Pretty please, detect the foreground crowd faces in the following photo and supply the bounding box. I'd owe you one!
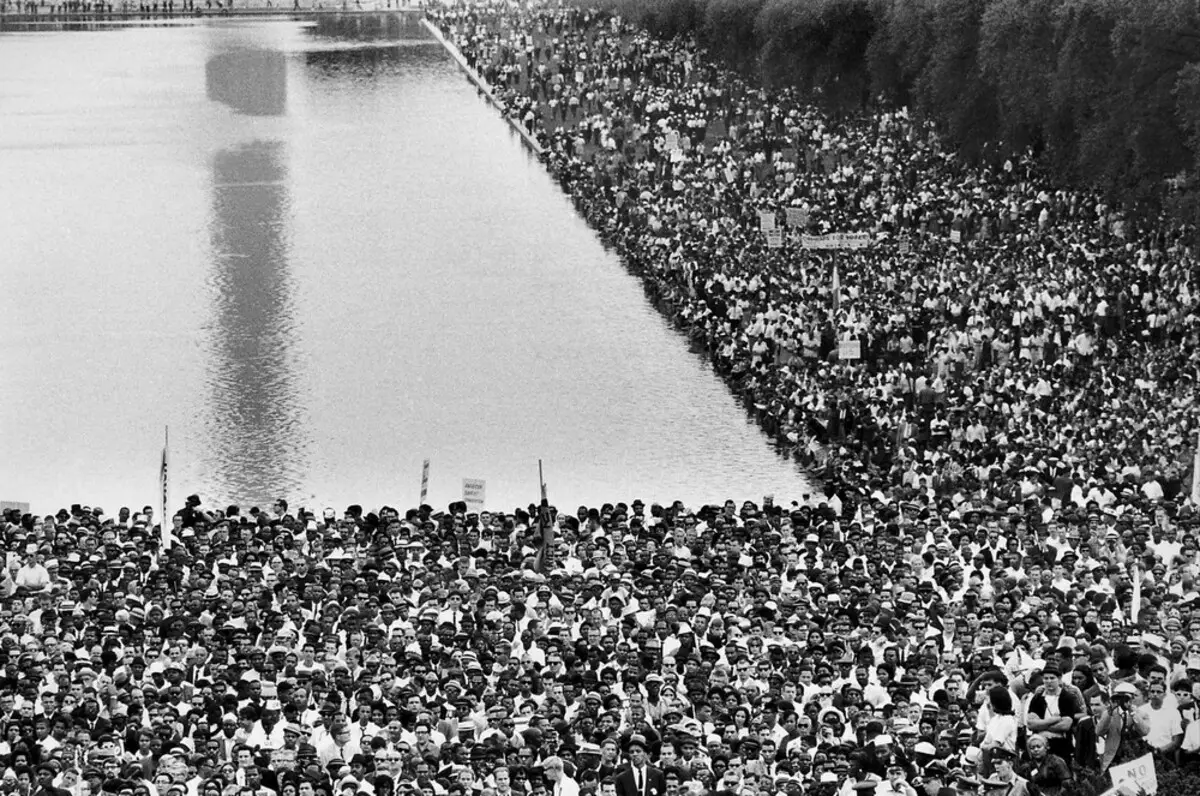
[7,478,1200,796]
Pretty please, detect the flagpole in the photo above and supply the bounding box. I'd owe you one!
[160,425,169,551]
[534,460,553,573]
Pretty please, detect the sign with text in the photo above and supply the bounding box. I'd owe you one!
[765,228,784,249]
[462,479,486,512]
[419,459,430,505]
[838,339,862,360]
[785,207,808,227]
[759,211,776,231]
[801,233,872,250]
[950,229,962,243]
[899,240,911,254]
[1109,753,1157,795]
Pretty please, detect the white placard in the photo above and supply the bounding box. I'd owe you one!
[462,479,486,512]
[801,233,871,250]
[1109,753,1158,795]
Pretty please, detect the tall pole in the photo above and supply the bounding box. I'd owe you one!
[160,426,169,551]
[535,460,553,573]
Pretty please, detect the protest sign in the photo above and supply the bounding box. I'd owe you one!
[950,229,962,243]
[462,479,486,512]
[785,207,808,227]
[766,229,783,249]
[1109,753,1157,795]
[838,339,862,360]
[801,233,872,250]
[759,211,776,231]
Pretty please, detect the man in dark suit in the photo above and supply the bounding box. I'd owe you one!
[615,734,666,796]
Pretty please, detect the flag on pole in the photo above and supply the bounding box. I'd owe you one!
[160,426,169,551]
[420,459,430,505]
[1191,431,1200,505]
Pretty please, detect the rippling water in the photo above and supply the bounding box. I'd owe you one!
[0,20,813,514]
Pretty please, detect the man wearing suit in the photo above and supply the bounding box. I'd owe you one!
[616,735,665,796]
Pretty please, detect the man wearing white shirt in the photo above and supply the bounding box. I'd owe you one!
[13,555,50,593]
[1136,680,1183,755]
[244,701,287,751]
[1142,474,1165,502]
[541,756,579,796]
[1150,526,1182,568]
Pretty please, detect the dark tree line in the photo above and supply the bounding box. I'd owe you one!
[581,0,1200,227]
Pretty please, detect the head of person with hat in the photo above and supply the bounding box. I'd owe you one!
[617,734,664,796]
[982,747,1024,793]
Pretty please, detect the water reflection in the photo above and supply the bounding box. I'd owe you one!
[306,11,427,43]
[204,49,305,505]
[0,24,812,513]
[205,48,287,116]
[301,40,440,80]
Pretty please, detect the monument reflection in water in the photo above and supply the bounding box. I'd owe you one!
[0,23,812,512]
[203,49,307,505]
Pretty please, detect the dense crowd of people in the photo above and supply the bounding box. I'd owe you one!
[8,4,1200,796]
[447,0,1200,792]
[434,0,1200,493]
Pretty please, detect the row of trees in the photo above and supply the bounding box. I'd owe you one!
[580,0,1200,227]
